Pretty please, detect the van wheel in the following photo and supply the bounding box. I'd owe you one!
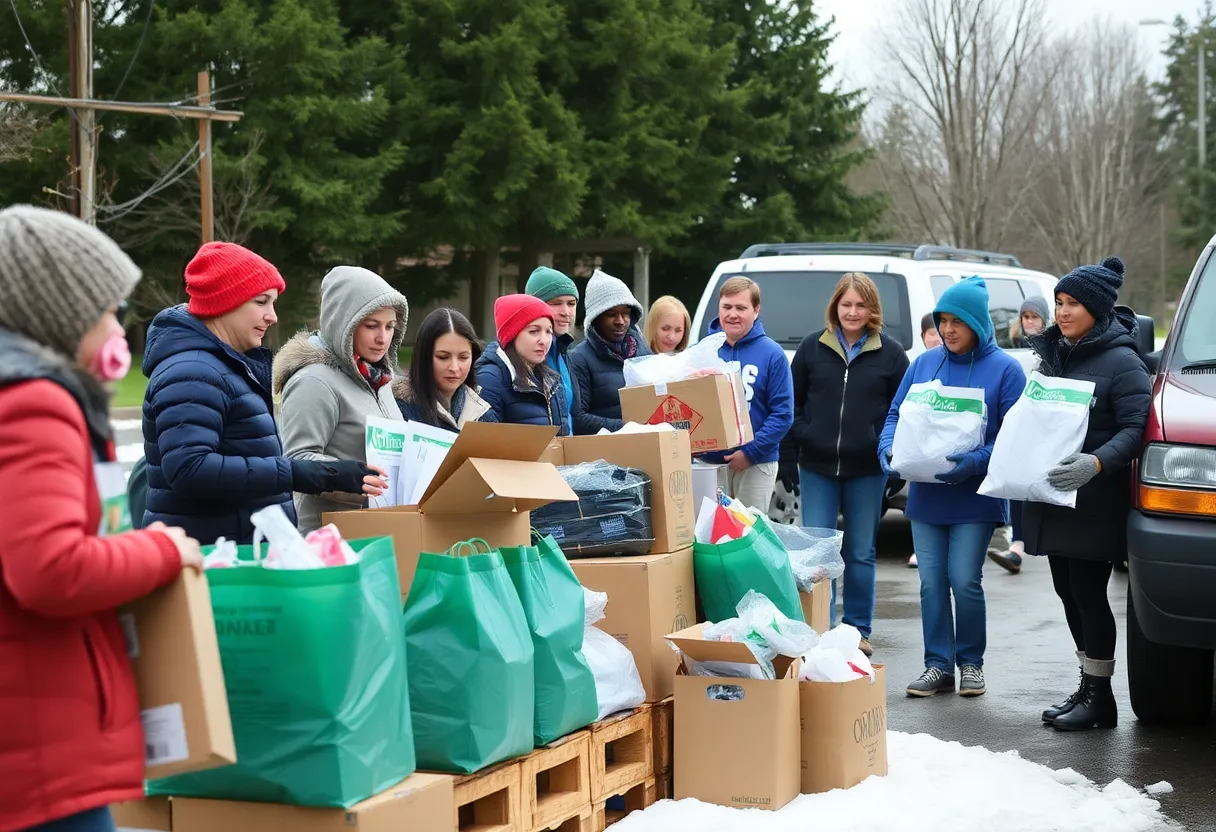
[1126,585,1214,724]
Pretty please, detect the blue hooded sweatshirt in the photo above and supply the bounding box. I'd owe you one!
[878,277,1026,526]
[701,318,794,465]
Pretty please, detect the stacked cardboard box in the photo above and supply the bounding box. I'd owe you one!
[619,374,754,454]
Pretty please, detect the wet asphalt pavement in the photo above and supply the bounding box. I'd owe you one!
[872,513,1216,830]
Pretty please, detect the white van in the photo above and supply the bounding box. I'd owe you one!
[689,243,1059,370]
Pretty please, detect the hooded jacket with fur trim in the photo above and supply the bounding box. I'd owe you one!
[274,266,408,532]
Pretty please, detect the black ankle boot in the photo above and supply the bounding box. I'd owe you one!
[1052,674,1117,731]
[1042,670,1087,723]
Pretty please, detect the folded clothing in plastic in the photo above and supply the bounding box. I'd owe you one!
[532,461,655,557]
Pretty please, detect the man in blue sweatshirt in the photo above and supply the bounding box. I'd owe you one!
[702,276,794,513]
[878,276,1025,699]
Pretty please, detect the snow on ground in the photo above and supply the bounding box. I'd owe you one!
[616,732,1173,832]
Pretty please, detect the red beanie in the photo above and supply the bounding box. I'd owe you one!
[185,242,287,317]
[495,294,554,347]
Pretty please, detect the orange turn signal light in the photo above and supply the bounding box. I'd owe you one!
[1139,484,1216,518]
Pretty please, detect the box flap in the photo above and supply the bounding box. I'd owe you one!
[421,458,577,514]
[416,422,558,504]
[665,623,761,666]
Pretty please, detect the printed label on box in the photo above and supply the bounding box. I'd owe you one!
[119,612,140,658]
[647,396,703,434]
[141,703,190,766]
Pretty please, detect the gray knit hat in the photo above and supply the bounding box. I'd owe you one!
[583,268,643,328]
[0,205,141,358]
[1019,294,1051,325]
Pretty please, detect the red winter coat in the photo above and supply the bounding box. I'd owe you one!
[0,379,181,832]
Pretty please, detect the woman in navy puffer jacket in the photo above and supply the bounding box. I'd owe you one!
[141,243,380,545]
[473,294,570,433]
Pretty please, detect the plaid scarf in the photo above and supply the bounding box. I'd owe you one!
[602,330,640,362]
[355,355,392,390]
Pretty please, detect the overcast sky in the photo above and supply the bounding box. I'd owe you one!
[816,0,1204,92]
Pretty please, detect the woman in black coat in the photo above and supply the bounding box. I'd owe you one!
[1023,256,1151,732]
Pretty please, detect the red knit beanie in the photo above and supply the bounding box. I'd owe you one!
[495,294,554,347]
[185,242,287,317]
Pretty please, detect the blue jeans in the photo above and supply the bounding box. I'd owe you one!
[22,808,115,832]
[799,468,888,639]
[910,520,993,671]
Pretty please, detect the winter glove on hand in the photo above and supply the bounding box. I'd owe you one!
[935,451,987,485]
[290,459,377,495]
[879,447,899,478]
[777,460,799,494]
[1046,453,1100,492]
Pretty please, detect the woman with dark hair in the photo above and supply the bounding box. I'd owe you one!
[473,295,570,432]
[395,308,496,429]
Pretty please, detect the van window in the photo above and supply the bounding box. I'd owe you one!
[931,274,955,300]
[699,271,912,349]
[985,278,1025,349]
[1172,248,1216,369]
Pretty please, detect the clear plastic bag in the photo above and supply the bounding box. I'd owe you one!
[532,462,655,557]
[891,380,988,483]
[582,589,647,719]
[702,590,819,679]
[623,331,732,387]
[769,524,844,590]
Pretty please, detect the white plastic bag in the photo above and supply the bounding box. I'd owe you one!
[623,331,732,387]
[703,590,819,679]
[251,504,326,570]
[770,524,844,590]
[891,380,987,483]
[798,624,876,683]
[978,372,1096,508]
[582,589,646,719]
[203,537,240,570]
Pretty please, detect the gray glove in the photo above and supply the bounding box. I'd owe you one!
[1046,453,1100,492]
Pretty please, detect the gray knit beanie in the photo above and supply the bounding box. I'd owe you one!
[583,268,644,329]
[0,205,141,359]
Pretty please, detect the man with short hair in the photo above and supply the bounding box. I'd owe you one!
[526,266,581,431]
[702,276,794,512]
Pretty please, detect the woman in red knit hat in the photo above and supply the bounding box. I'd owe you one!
[140,242,382,544]
[472,294,571,433]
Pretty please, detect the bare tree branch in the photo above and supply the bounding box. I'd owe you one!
[0,103,41,164]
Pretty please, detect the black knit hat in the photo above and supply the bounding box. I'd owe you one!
[1055,256,1125,324]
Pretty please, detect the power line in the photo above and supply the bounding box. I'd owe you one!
[97,141,202,222]
[105,0,154,107]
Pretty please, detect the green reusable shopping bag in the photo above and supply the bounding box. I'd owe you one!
[693,514,804,623]
[146,536,414,808]
[403,539,535,773]
[502,535,598,745]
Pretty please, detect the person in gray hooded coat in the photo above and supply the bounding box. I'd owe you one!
[274,266,407,532]
[569,268,651,434]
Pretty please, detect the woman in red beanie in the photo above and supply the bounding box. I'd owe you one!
[140,242,381,544]
[472,294,571,433]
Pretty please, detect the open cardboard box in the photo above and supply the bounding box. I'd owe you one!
[666,624,801,811]
[324,423,577,597]
[619,374,754,453]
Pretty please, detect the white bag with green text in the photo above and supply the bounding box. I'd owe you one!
[978,372,1096,508]
[890,380,988,483]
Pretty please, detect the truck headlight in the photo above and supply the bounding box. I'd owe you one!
[1140,443,1216,517]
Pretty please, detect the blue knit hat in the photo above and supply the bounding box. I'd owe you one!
[934,276,992,343]
[1055,256,1124,324]
[525,266,579,303]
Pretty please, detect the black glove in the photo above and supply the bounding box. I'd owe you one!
[290,459,374,495]
[777,460,798,494]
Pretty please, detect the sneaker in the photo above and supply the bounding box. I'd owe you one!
[959,665,986,697]
[987,548,1023,574]
[906,667,955,697]
[907,554,918,568]
[859,638,873,657]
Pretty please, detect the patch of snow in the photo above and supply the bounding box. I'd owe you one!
[614,732,1170,832]
[1145,781,1174,796]
[111,419,142,430]
[116,444,144,464]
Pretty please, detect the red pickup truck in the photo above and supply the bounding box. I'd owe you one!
[1127,243,1216,725]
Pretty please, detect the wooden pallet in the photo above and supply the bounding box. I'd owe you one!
[522,730,592,832]
[590,778,657,831]
[649,697,673,777]
[450,759,524,832]
[590,708,654,805]
[655,770,673,801]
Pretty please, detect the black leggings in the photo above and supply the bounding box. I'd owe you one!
[1048,556,1116,661]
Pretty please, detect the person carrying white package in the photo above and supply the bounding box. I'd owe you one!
[877,277,1025,699]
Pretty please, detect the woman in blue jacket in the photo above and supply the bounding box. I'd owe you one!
[141,243,380,545]
[473,294,570,432]
[878,277,1025,699]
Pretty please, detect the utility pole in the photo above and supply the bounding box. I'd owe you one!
[1200,32,1207,173]
[198,71,214,243]
[67,0,96,224]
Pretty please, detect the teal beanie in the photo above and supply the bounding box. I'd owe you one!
[525,266,579,302]
[934,276,993,343]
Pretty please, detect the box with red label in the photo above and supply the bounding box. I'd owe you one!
[618,374,754,454]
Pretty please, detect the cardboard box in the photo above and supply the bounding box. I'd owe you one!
[799,665,888,794]
[571,549,694,701]
[111,797,171,831]
[172,772,455,832]
[619,374,754,453]
[557,429,695,554]
[325,423,577,597]
[119,570,236,779]
[666,624,801,811]
[800,580,831,634]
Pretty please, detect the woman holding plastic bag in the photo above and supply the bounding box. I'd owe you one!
[1022,258,1150,732]
[0,207,204,832]
[781,273,908,656]
[878,277,1025,699]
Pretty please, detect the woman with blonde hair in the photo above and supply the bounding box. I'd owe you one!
[644,295,691,355]
[780,272,909,656]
